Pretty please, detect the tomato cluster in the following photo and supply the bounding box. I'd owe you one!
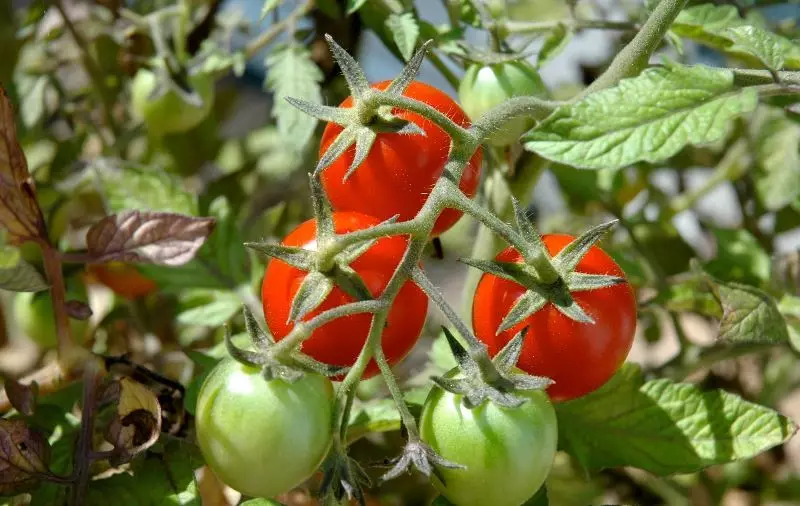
[195,76,637,505]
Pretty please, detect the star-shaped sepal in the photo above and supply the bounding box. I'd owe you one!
[431,327,553,409]
[284,34,431,180]
[462,198,625,333]
[223,305,348,382]
[245,176,390,324]
[319,450,372,506]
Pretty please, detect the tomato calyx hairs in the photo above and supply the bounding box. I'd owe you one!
[432,327,553,409]
[285,35,431,181]
[223,305,348,382]
[246,176,382,324]
[462,198,625,331]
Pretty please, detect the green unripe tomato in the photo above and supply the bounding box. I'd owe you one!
[130,69,215,135]
[195,359,334,498]
[420,373,558,506]
[458,61,548,146]
[13,281,90,348]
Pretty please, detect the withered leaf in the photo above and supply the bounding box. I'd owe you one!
[65,299,92,320]
[86,211,215,266]
[0,87,47,243]
[0,419,52,495]
[103,377,162,466]
[4,377,38,416]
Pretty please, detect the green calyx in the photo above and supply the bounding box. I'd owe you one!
[462,198,624,332]
[246,175,377,325]
[431,327,553,409]
[222,306,348,382]
[284,34,431,181]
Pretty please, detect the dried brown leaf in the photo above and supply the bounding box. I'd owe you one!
[0,87,47,242]
[86,211,215,266]
[0,419,52,495]
[4,378,38,416]
[103,377,162,465]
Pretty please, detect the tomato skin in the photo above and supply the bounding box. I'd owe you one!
[472,234,637,401]
[131,69,214,135]
[88,262,157,299]
[262,212,428,379]
[320,81,483,237]
[458,61,548,146]
[13,282,90,348]
[195,359,334,498]
[420,374,558,506]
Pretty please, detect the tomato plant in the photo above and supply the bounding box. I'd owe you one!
[420,371,558,506]
[87,262,157,299]
[262,212,428,378]
[130,69,215,135]
[320,81,482,237]
[458,61,548,146]
[13,281,90,348]
[473,234,636,401]
[195,358,334,498]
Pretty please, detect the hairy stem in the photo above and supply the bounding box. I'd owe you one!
[364,91,474,143]
[244,0,314,59]
[505,18,639,34]
[41,245,73,359]
[578,0,688,98]
[471,96,560,141]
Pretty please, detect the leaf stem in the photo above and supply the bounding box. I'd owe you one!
[41,245,73,359]
[505,18,639,34]
[577,0,688,98]
[244,0,314,59]
[471,96,560,141]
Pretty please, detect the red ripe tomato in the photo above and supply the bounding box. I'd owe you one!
[320,81,483,237]
[262,212,428,379]
[472,234,636,401]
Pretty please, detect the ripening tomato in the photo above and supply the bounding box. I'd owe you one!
[458,61,548,146]
[262,212,428,378]
[131,68,214,135]
[195,359,334,498]
[420,370,558,506]
[87,262,157,299]
[320,81,483,237]
[472,234,636,401]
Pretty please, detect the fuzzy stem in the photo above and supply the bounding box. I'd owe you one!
[41,245,73,359]
[578,0,688,98]
[471,96,560,141]
[244,0,314,59]
[505,18,639,34]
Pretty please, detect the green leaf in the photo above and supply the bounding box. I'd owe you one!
[778,294,800,352]
[752,108,800,211]
[264,44,323,151]
[346,0,369,14]
[704,229,771,285]
[537,24,572,68]
[672,4,747,50]
[524,64,757,170]
[522,486,548,506]
[725,25,799,72]
[240,499,285,506]
[556,364,797,475]
[0,246,48,292]
[386,12,420,62]
[651,278,723,318]
[347,398,401,443]
[710,278,790,344]
[83,441,202,505]
[176,290,241,327]
[92,160,198,215]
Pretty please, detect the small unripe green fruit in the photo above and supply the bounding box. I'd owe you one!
[130,69,215,135]
[13,282,90,348]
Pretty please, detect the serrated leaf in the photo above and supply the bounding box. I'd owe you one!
[672,4,748,50]
[386,13,420,62]
[0,419,52,495]
[91,159,197,215]
[86,211,215,266]
[752,108,800,210]
[556,364,797,475]
[778,294,800,352]
[725,25,799,72]
[83,441,202,505]
[265,44,323,151]
[524,64,758,170]
[0,245,48,292]
[709,278,789,344]
[705,228,771,285]
[538,24,572,68]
